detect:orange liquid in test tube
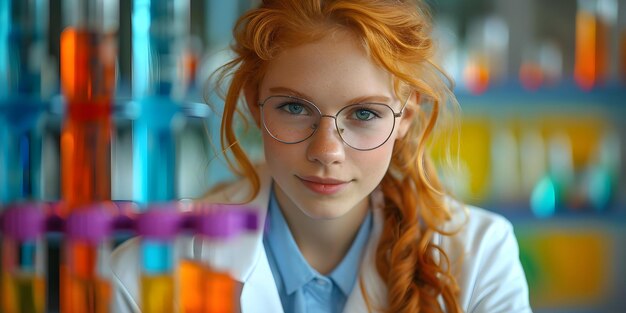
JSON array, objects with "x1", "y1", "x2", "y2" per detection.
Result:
[
  {"x1": 179, "y1": 260, "x2": 203, "y2": 312},
  {"x1": 61, "y1": 207, "x2": 114, "y2": 313},
  {"x1": 60, "y1": 29, "x2": 116, "y2": 103},
  {"x1": 204, "y1": 269, "x2": 238, "y2": 313},
  {"x1": 179, "y1": 260, "x2": 238, "y2": 313},
  {"x1": 60, "y1": 243, "x2": 111, "y2": 313},
  {"x1": 59, "y1": 28, "x2": 116, "y2": 215},
  {"x1": 61, "y1": 112, "x2": 111, "y2": 214}
]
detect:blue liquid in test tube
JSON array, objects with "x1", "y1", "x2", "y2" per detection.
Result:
[
  {"x1": 0, "y1": 0, "x2": 50, "y2": 205},
  {"x1": 131, "y1": 0, "x2": 191, "y2": 207},
  {"x1": 136, "y1": 203, "x2": 181, "y2": 313}
]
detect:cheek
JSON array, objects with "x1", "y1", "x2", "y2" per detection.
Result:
[
  {"x1": 353, "y1": 141, "x2": 395, "y2": 177},
  {"x1": 262, "y1": 132, "x2": 298, "y2": 168},
  {"x1": 263, "y1": 132, "x2": 280, "y2": 162}
]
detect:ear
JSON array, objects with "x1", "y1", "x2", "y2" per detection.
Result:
[
  {"x1": 244, "y1": 83, "x2": 262, "y2": 128},
  {"x1": 396, "y1": 92, "x2": 418, "y2": 139}
]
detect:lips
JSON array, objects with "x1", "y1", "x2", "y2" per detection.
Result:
[{"x1": 298, "y1": 176, "x2": 350, "y2": 195}]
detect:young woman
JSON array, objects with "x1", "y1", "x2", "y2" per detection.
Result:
[{"x1": 112, "y1": 0, "x2": 531, "y2": 312}]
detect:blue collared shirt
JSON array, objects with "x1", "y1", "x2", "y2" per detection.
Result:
[{"x1": 263, "y1": 189, "x2": 373, "y2": 313}]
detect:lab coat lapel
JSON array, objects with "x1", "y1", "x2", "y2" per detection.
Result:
[
  {"x1": 200, "y1": 165, "x2": 283, "y2": 312},
  {"x1": 239, "y1": 246, "x2": 284, "y2": 313},
  {"x1": 198, "y1": 165, "x2": 272, "y2": 282},
  {"x1": 343, "y1": 191, "x2": 388, "y2": 313}
]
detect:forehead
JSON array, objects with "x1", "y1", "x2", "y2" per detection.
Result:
[{"x1": 259, "y1": 30, "x2": 395, "y2": 106}]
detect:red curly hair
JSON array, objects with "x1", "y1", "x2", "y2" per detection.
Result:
[{"x1": 212, "y1": 0, "x2": 463, "y2": 312}]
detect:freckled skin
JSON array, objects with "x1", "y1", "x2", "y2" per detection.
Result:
[{"x1": 252, "y1": 30, "x2": 412, "y2": 222}]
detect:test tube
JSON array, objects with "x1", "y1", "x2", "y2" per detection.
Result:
[
  {"x1": 0, "y1": 0, "x2": 51, "y2": 205},
  {"x1": 0, "y1": 203, "x2": 47, "y2": 313},
  {"x1": 61, "y1": 204, "x2": 114, "y2": 313},
  {"x1": 179, "y1": 205, "x2": 257, "y2": 313},
  {"x1": 59, "y1": 0, "x2": 118, "y2": 214},
  {"x1": 136, "y1": 204, "x2": 182, "y2": 313},
  {"x1": 131, "y1": 0, "x2": 189, "y2": 207}
]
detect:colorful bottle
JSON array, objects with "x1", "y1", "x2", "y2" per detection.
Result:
[
  {"x1": 0, "y1": 0, "x2": 52, "y2": 205},
  {"x1": 61, "y1": 204, "x2": 114, "y2": 313},
  {"x1": 59, "y1": 0, "x2": 118, "y2": 215},
  {"x1": 179, "y1": 205, "x2": 257, "y2": 313},
  {"x1": 0, "y1": 203, "x2": 47, "y2": 313},
  {"x1": 131, "y1": 0, "x2": 190, "y2": 207},
  {"x1": 574, "y1": 0, "x2": 617, "y2": 89},
  {"x1": 136, "y1": 204, "x2": 182, "y2": 313}
]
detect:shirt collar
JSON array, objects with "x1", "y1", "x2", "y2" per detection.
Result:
[
  {"x1": 329, "y1": 209, "x2": 372, "y2": 296},
  {"x1": 266, "y1": 190, "x2": 316, "y2": 295},
  {"x1": 265, "y1": 187, "x2": 373, "y2": 297}
]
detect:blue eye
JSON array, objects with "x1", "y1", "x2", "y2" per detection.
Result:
[
  {"x1": 279, "y1": 103, "x2": 308, "y2": 115},
  {"x1": 354, "y1": 109, "x2": 377, "y2": 121}
]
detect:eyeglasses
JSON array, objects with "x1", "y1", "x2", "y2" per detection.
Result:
[{"x1": 259, "y1": 95, "x2": 409, "y2": 151}]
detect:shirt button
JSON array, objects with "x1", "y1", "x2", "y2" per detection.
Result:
[{"x1": 315, "y1": 278, "x2": 327, "y2": 286}]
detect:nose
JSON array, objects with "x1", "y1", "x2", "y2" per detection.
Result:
[{"x1": 306, "y1": 116, "x2": 346, "y2": 166}]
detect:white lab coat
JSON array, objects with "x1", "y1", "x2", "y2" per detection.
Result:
[{"x1": 110, "y1": 165, "x2": 532, "y2": 313}]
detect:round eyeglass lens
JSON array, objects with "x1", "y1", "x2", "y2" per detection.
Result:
[
  {"x1": 261, "y1": 96, "x2": 320, "y2": 144},
  {"x1": 336, "y1": 103, "x2": 396, "y2": 150}
]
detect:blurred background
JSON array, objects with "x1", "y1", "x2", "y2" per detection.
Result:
[{"x1": 0, "y1": 0, "x2": 625, "y2": 312}]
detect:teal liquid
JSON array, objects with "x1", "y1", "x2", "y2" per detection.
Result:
[
  {"x1": 132, "y1": 97, "x2": 179, "y2": 206},
  {"x1": 0, "y1": 98, "x2": 44, "y2": 203}
]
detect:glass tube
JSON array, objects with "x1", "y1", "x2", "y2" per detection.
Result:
[
  {"x1": 0, "y1": 0, "x2": 50, "y2": 205},
  {"x1": 137, "y1": 203, "x2": 181, "y2": 313},
  {"x1": 61, "y1": 204, "x2": 114, "y2": 313},
  {"x1": 131, "y1": 0, "x2": 190, "y2": 207},
  {"x1": 59, "y1": 0, "x2": 118, "y2": 215}
]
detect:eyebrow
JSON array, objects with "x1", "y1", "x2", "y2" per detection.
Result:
[{"x1": 267, "y1": 86, "x2": 393, "y2": 104}]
